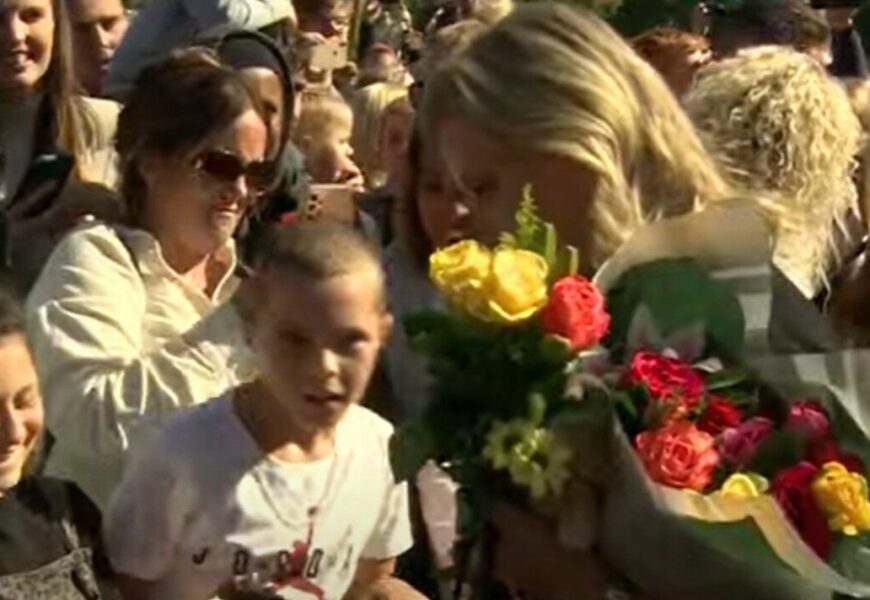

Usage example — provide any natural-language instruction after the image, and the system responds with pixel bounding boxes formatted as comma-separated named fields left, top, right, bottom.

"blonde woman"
left=418, top=4, right=837, bottom=599
left=685, top=46, right=861, bottom=302
left=350, top=82, right=411, bottom=189
left=420, top=4, right=734, bottom=273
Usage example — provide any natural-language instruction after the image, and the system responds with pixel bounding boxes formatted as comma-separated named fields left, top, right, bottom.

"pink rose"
left=783, top=401, right=831, bottom=444
left=635, top=422, right=721, bottom=491
left=718, top=417, right=775, bottom=468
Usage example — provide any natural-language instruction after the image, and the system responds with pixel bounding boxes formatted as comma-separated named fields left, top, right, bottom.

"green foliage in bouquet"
left=604, top=258, right=746, bottom=364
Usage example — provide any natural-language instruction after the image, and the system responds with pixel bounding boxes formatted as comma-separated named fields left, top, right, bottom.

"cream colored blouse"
left=26, top=223, right=254, bottom=509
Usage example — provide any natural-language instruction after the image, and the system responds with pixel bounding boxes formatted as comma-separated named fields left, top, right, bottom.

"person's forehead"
left=66, top=0, right=124, bottom=21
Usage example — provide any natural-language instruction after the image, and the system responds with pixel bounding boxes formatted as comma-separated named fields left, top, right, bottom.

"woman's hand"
left=491, top=504, right=620, bottom=600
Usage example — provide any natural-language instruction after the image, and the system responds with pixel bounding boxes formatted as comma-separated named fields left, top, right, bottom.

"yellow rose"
left=429, top=240, right=493, bottom=312
left=718, top=473, right=769, bottom=499
left=475, top=247, right=549, bottom=324
left=811, top=462, right=870, bottom=536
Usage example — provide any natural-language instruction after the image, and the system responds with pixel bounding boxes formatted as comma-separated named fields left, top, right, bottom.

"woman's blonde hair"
left=294, top=89, right=352, bottom=156
left=420, top=3, right=730, bottom=269
left=685, top=46, right=860, bottom=296
left=350, top=82, right=409, bottom=188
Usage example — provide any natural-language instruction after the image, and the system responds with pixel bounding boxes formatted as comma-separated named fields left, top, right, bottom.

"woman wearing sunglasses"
left=24, top=47, right=271, bottom=510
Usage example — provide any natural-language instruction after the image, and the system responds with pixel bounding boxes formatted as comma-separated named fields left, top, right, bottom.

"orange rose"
left=636, top=422, right=721, bottom=491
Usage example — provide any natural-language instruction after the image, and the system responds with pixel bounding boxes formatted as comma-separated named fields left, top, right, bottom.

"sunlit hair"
left=685, top=46, right=860, bottom=296
left=415, top=20, right=487, bottom=83
left=420, top=3, right=731, bottom=268
left=249, top=222, right=386, bottom=310
left=471, top=0, right=513, bottom=25
left=30, top=0, right=103, bottom=178
left=350, top=83, right=409, bottom=189
left=293, top=89, right=352, bottom=157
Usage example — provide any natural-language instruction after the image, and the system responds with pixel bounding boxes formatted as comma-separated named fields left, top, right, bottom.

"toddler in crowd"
left=105, top=223, right=413, bottom=599
left=295, top=90, right=365, bottom=190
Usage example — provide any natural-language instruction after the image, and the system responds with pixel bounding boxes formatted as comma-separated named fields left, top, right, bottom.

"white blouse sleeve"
left=26, top=226, right=251, bottom=464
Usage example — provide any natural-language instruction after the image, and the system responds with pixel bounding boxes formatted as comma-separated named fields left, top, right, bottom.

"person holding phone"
left=26, top=48, right=270, bottom=510
left=0, top=0, right=120, bottom=294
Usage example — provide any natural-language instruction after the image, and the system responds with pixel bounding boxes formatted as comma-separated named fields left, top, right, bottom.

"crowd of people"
left=2, top=0, right=870, bottom=596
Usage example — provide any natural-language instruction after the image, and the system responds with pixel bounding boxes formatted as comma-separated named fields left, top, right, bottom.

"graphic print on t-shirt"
left=225, top=524, right=356, bottom=599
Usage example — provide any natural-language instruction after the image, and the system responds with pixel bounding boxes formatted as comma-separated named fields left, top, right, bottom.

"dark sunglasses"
left=194, top=150, right=274, bottom=193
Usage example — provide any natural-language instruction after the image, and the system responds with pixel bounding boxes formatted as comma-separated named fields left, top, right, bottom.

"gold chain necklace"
left=235, top=386, right=341, bottom=530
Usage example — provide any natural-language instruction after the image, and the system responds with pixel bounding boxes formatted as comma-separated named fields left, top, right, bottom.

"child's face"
left=379, top=109, right=414, bottom=180
left=0, top=334, right=42, bottom=492
left=250, top=268, right=391, bottom=435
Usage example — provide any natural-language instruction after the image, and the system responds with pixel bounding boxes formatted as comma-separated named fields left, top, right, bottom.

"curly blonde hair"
left=419, top=3, right=731, bottom=269
left=685, top=46, right=860, bottom=296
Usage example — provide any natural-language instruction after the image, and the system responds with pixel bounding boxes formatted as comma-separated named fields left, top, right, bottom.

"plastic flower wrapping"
left=389, top=190, right=870, bottom=598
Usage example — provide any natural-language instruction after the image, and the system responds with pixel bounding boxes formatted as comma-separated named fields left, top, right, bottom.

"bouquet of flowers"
left=390, top=192, right=870, bottom=598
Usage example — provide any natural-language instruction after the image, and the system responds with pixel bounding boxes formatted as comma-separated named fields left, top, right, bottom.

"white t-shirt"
left=105, top=394, right=412, bottom=600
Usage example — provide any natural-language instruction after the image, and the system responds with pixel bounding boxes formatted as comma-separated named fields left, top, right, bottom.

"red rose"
left=770, top=462, right=832, bottom=559
left=539, top=276, right=610, bottom=352
left=784, top=401, right=831, bottom=444
left=808, top=439, right=865, bottom=474
left=628, top=352, right=704, bottom=421
left=635, top=422, right=721, bottom=491
left=697, top=396, right=743, bottom=436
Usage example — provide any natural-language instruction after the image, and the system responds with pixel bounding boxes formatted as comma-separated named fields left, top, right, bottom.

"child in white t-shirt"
left=105, top=223, right=414, bottom=600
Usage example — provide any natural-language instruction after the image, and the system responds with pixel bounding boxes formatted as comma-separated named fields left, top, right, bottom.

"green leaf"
left=748, top=430, right=808, bottom=478
left=553, top=244, right=580, bottom=279
left=389, top=421, right=436, bottom=482
left=829, top=535, right=870, bottom=587
left=706, top=368, right=750, bottom=392
left=605, top=258, right=746, bottom=364
left=679, top=518, right=803, bottom=583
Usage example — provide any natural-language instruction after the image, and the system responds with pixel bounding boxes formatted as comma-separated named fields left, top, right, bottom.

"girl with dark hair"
left=0, top=287, right=120, bottom=598
left=0, top=0, right=120, bottom=294
left=26, top=48, right=270, bottom=510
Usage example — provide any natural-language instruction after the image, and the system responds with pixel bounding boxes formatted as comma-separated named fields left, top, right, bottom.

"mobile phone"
left=308, top=38, right=349, bottom=71
left=810, top=0, right=864, bottom=8
left=9, top=153, right=75, bottom=219
left=302, top=184, right=357, bottom=223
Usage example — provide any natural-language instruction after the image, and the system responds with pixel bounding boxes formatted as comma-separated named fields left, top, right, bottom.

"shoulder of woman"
left=73, top=97, right=121, bottom=188
left=77, top=97, right=121, bottom=144
left=27, top=223, right=142, bottom=304
left=594, top=201, right=773, bottom=291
